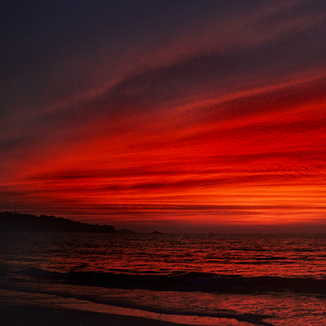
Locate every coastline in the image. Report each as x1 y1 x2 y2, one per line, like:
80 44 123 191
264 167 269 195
0 288 253 326
0 303 253 326
0 289 249 326
0 304 185 326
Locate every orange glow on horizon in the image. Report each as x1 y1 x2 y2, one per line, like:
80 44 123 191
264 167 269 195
1 74 325 232
1 0 326 233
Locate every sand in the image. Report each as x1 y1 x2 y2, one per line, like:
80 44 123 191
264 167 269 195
0 304 184 326
0 289 251 326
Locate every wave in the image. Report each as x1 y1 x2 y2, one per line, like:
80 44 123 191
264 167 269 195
20 268 326 296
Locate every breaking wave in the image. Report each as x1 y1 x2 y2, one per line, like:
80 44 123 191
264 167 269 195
20 267 326 296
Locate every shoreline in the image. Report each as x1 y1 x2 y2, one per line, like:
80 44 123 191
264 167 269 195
0 304 186 326
0 303 251 326
0 303 253 326
0 289 265 326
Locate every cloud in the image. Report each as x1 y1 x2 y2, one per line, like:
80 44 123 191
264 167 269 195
1 0 326 230
2 0 325 121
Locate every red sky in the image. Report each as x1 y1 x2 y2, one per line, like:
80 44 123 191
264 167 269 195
1 1 326 233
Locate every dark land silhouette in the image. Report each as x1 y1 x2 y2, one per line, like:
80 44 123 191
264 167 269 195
0 212 119 233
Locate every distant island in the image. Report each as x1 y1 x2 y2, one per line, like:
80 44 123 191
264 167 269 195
152 230 163 234
0 212 133 233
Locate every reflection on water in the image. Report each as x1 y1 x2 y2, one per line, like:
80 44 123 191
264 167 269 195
1 233 326 325
1 233 326 278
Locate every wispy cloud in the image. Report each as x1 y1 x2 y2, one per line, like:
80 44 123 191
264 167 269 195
1 0 326 231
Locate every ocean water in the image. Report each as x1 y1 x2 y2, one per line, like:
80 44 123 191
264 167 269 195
0 233 326 325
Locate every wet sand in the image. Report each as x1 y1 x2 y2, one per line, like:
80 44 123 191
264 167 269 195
0 304 184 326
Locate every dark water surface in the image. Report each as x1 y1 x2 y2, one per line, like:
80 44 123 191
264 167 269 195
1 233 326 325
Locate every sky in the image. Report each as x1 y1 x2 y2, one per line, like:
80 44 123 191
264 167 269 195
1 0 326 233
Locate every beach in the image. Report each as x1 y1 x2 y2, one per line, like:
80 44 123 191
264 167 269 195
0 304 186 326
0 289 249 326
1 233 326 325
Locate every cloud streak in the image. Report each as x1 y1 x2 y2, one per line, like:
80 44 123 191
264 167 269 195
1 0 326 232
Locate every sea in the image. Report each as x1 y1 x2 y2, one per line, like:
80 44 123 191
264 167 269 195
0 232 326 326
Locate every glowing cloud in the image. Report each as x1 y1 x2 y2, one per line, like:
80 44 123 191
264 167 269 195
1 0 326 232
